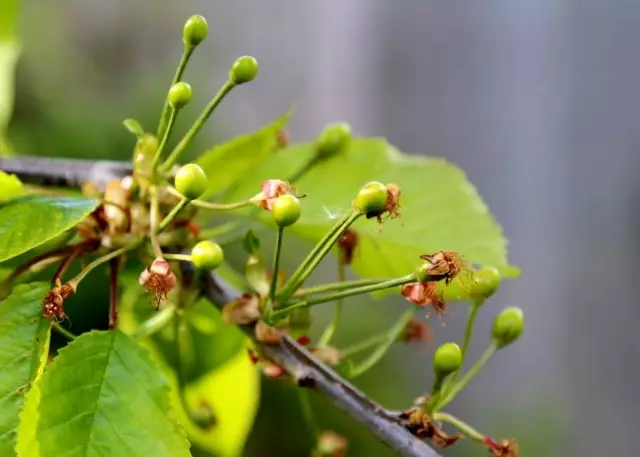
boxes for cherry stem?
[108,257,119,330]
[277,211,360,302]
[441,299,483,397]
[149,186,164,258]
[265,227,284,319]
[160,79,235,172]
[156,46,194,139]
[432,412,486,443]
[158,197,190,232]
[166,186,253,211]
[152,108,178,175]
[294,277,390,297]
[133,306,176,339]
[435,341,498,411]
[317,257,347,346]
[347,308,416,379]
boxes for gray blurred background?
[13,1,640,456]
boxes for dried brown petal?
[263,362,286,379]
[419,250,470,286]
[311,346,342,366]
[255,320,281,344]
[42,282,76,321]
[401,282,446,316]
[277,129,291,148]
[314,430,349,457]
[402,316,433,343]
[139,258,177,308]
[222,293,261,325]
[486,438,519,457]
[337,229,359,265]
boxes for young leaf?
[32,330,190,457]
[196,109,293,198]
[0,170,23,202]
[0,282,51,456]
[123,118,145,137]
[225,138,519,287]
[0,0,20,155]
[0,196,99,262]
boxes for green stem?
[152,108,178,174]
[156,46,194,139]
[348,308,416,379]
[432,412,486,443]
[53,322,77,340]
[436,341,498,411]
[166,186,253,211]
[297,389,319,439]
[133,306,176,339]
[294,278,389,297]
[277,211,360,302]
[340,333,389,358]
[160,80,235,172]
[271,274,416,321]
[149,186,164,258]
[158,198,190,232]
[442,301,482,396]
[71,240,143,285]
[265,227,284,318]
[287,156,320,184]
[317,258,346,346]
[164,253,193,262]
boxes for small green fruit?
[316,122,352,159]
[433,342,462,376]
[191,241,224,270]
[167,82,193,110]
[183,15,208,48]
[470,266,501,300]
[355,181,387,214]
[229,56,259,84]
[175,163,207,200]
[271,194,301,227]
[492,306,524,348]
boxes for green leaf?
[32,330,190,457]
[123,118,145,137]
[0,171,23,202]
[167,347,259,457]
[226,138,519,289]
[0,282,51,456]
[196,109,293,198]
[0,0,20,155]
[0,196,99,263]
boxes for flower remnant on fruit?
[419,250,470,285]
[43,280,76,321]
[252,179,293,211]
[139,258,177,308]
[401,282,447,317]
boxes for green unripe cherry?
[433,342,462,376]
[175,163,207,200]
[229,56,259,84]
[316,122,352,159]
[355,181,387,215]
[191,241,224,270]
[183,15,208,48]
[470,266,501,300]
[168,82,193,110]
[271,194,301,227]
[492,306,524,348]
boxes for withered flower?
[254,320,281,345]
[402,316,433,343]
[405,409,463,447]
[384,183,402,220]
[419,250,469,286]
[277,129,291,148]
[252,179,292,211]
[139,258,177,308]
[43,281,76,320]
[401,282,447,317]
[337,228,359,265]
[485,438,519,457]
[314,430,349,457]
[310,346,342,367]
[263,362,286,379]
[222,293,261,325]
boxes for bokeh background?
[8,1,640,456]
